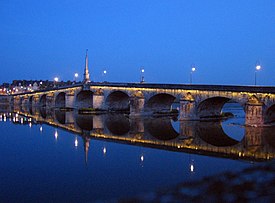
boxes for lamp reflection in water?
[102,146,107,156]
[190,161,194,173]
[189,154,195,175]
[39,125,43,132]
[74,136,78,148]
[140,154,144,162]
[54,129,58,140]
[140,153,145,167]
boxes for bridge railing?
[10,82,275,96]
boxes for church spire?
[83,49,90,84]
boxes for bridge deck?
[12,82,275,96]
[91,82,275,93]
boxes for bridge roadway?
[4,107,275,163]
[8,82,275,126]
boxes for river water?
[0,103,274,202]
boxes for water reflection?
[196,122,239,147]
[105,114,130,136]
[145,117,179,140]
[1,107,275,162]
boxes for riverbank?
[123,161,275,202]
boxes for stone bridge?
[10,82,275,126]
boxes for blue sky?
[1,0,275,85]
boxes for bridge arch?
[105,91,130,111]
[264,104,275,124]
[145,93,176,113]
[55,92,66,108]
[75,90,93,109]
[39,94,47,107]
[197,97,244,119]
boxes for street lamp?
[74,73,79,83]
[190,65,196,84]
[140,67,145,83]
[54,77,59,87]
[255,63,261,86]
[102,70,107,82]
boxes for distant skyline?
[1,0,275,85]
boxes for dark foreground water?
[0,103,274,202]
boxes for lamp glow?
[54,130,58,140]
[74,137,78,147]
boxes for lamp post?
[190,65,196,84]
[254,64,261,86]
[102,70,107,82]
[74,73,79,83]
[54,77,59,87]
[140,67,145,83]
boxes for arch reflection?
[196,122,240,147]
[145,117,179,140]
[105,114,130,136]
[55,110,66,124]
[75,114,93,131]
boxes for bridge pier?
[179,121,196,138]
[64,111,74,124]
[179,93,197,120]
[245,96,265,126]
[93,115,104,130]
[12,96,21,106]
[22,96,29,107]
[46,93,54,108]
[129,92,145,117]
[65,91,75,109]
[243,127,265,154]
[129,116,144,139]
[32,95,40,107]
[93,89,105,110]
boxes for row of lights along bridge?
[53,62,262,85]
[0,62,263,95]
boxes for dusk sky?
[1,0,275,85]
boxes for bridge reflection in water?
[3,105,275,163]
